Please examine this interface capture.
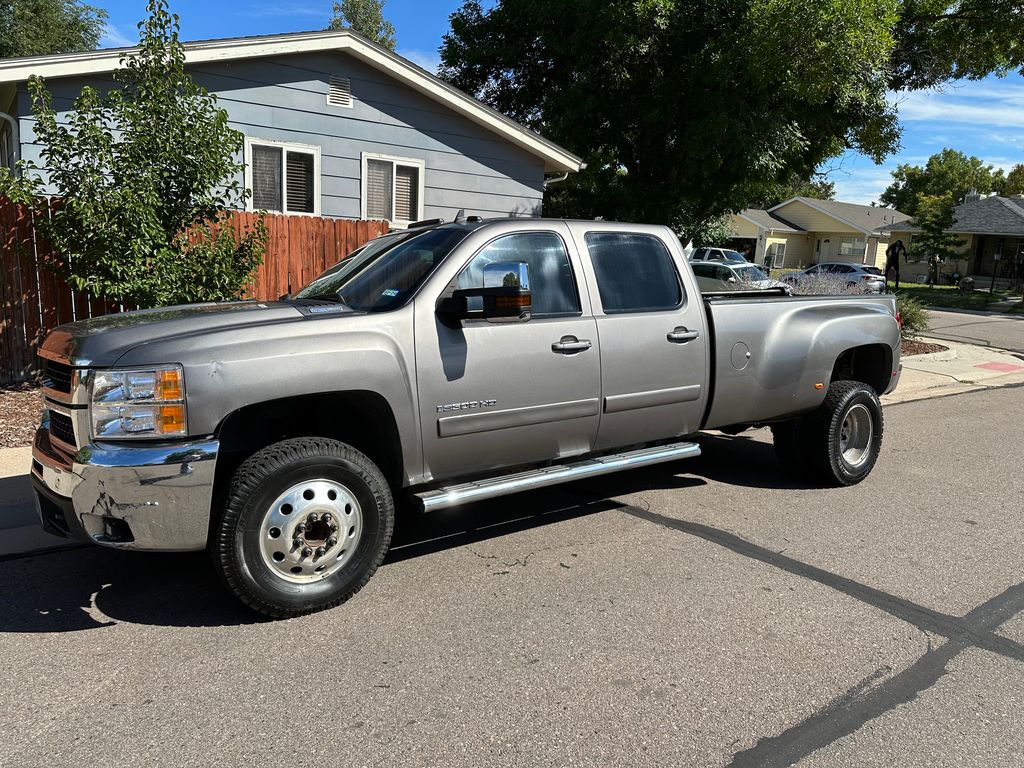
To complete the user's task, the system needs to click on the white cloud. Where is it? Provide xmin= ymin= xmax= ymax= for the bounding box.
xmin=828 ymin=164 xmax=896 ymax=206
xmin=893 ymin=81 xmax=1024 ymax=129
xmin=99 ymin=23 xmax=135 ymax=49
xmin=241 ymin=4 xmax=330 ymax=19
xmin=397 ymin=48 xmax=441 ymax=74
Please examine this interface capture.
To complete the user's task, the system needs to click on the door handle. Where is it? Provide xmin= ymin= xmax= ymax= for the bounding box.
xmin=551 ymin=336 xmax=593 ymax=353
xmin=667 ymin=327 xmax=700 ymax=343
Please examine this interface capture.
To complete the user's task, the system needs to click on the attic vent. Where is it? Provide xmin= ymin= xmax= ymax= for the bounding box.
xmin=328 ymin=75 xmax=353 ymax=107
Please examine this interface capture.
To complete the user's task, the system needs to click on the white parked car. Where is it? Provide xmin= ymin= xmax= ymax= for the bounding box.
xmin=690 ymin=247 xmax=749 ymax=263
xmin=691 ymin=260 xmax=792 ymax=293
xmin=782 ymin=262 xmax=886 ymax=294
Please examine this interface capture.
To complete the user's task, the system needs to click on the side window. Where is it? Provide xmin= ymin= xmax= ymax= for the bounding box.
xmin=693 ymin=248 xmax=707 ymax=261
xmin=585 ymin=232 xmax=683 ymax=314
xmin=457 ymin=232 xmax=580 ymax=317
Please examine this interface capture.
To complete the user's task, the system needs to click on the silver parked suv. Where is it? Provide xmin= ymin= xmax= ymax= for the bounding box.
xmin=782 ymin=262 xmax=886 ymax=293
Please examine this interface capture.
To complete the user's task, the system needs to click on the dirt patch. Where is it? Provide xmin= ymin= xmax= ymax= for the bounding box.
xmin=901 ymin=339 xmax=948 ymax=357
xmin=0 ymin=384 xmax=43 ymax=448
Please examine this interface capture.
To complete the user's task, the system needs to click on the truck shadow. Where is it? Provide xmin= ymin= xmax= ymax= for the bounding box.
xmin=0 ymin=431 xmax=804 ymax=633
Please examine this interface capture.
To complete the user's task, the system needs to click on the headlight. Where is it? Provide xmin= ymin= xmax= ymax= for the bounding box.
xmin=91 ymin=365 xmax=187 ymax=439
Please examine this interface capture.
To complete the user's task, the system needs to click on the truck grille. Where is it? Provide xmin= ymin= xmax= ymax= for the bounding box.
xmin=49 ymin=411 xmax=77 ymax=448
xmin=42 ymin=358 xmax=75 ymax=394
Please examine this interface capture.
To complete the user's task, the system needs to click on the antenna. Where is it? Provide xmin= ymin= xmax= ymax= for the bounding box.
xmin=454 ymin=209 xmax=466 ymax=223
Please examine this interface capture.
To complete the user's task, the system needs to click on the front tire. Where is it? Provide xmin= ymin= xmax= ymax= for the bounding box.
xmin=213 ymin=437 xmax=394 ymax=618
xmin=802 ymin=380 xmax=884 ymax=486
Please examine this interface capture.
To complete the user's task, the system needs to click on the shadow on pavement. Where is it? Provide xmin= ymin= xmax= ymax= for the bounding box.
xmin=0 ymin=430 xmax=803 ymax=633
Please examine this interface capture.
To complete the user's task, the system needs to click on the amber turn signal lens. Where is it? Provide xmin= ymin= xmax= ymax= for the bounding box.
xmin=158 ymin=369 xmax=184 ymax=401
xmin=495 ymin=295 xmax=531 ymax=309
xmin=159 ymin=404 xmax=186 ymax=434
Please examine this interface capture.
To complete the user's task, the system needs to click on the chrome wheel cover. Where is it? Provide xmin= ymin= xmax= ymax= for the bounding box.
xmin=839 ymin=403 xmax=873 ymax=469
xmin=257 ymin=479 xmax=363 ymax=584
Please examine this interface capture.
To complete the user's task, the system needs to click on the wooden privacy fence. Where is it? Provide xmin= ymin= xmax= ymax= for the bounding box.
xmin=0 ymin=197 xmax=388 ymax=386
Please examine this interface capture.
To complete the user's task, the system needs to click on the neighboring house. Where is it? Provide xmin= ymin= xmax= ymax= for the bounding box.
xmin=884 ymin=193 xmax=1024 ymax=283
xmin=0 ymin=30 xmax=582 ymax=227
xmin=729 ymin=197 xmax=911 ymax=270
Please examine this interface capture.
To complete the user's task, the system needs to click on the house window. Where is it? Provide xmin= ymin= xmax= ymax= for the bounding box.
xmin=245 ymin=138 xmax=321 ymax=215
xmin=839 ymin=237 xmax=866 ymax=259
xmin=362 ymin=153 xmax=424 ymax=226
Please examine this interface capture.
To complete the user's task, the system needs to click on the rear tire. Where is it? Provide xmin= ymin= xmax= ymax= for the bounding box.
xmin=213 ymin=437 xmax=394 ymax=618
xmin=802 ymin=380 xmax=884 ymax=486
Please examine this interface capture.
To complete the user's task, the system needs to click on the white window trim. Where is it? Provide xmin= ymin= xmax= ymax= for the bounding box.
xmin=244 ymin=136 xmax=322 ymax=217
xmin=360 ymin=152 xmax=425 ymax=228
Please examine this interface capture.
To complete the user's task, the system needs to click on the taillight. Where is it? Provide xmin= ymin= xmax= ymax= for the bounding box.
xmin=895 ymin=310 xmax=902 ymax=328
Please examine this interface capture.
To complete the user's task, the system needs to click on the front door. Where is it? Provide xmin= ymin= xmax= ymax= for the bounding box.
xmin=572 ymin=228 xmax=710 ymax=450
xmin=414 ymin=226 xmax=601 ymax=482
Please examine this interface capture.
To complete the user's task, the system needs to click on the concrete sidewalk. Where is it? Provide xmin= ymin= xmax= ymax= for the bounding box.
xmin=883 ymin=337 xmax=1024 ymax=405
xmin=4 ymin=337 xmax=1023 ymax=559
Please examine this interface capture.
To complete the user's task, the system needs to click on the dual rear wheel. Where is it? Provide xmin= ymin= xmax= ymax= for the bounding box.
xmin=771 ymin=380 xmax=884 ymax=486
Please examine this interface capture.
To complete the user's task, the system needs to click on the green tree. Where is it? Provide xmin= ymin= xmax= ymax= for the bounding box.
xmin=1004 ymin=164 xmax=1024 ymax=197
xmin=879 ymin=148 xmax=1006 ymax=217
xmin=0 ymin=0 xmax=107 ymax=58
xmin=440 ymin=0 xmax=899 ymax=240
xmin=328 ymin=0 xmax=396 ymax=50
xmin=749 ymin=172 xmax=836 ymax=209
xmin=889 ymin=0 xmax=1024 ymax=90
xmin=0 ymin=0 xmax=266 ymax=308
xmin=908 ymin=193 xmax=965 ymax=269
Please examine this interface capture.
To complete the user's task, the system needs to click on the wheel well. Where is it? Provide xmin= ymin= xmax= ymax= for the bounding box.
xmin=831 ymin=344 xmax=892 ymax=395
xmin=212 ymin=391 xmax=404 ymax=514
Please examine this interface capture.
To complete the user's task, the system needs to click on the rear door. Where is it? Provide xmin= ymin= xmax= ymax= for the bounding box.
xmin=414 ymin=224 xmax=601 ymax=481
xmin=570 ymin=226 xmax=710 ymax=451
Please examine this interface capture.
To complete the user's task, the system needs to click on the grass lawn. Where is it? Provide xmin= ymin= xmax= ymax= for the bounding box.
xmin=893 ymin=284 xmax=1022 ymax=312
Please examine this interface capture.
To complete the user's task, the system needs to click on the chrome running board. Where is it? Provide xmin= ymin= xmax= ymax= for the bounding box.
xmin=414 ymin=441 xmax=701 ymax=512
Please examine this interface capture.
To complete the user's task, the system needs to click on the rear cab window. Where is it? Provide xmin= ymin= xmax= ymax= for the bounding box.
xmin=585 ymin=232 xmax=683 ymax=313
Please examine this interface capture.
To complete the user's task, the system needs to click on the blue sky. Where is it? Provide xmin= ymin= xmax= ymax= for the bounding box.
xmin=99 ymin=1 xmax=1024 ymax=207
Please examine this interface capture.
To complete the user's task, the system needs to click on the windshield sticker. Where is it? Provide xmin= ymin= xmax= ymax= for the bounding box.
xmin=381 ymin=288 xmax=400 ymax=297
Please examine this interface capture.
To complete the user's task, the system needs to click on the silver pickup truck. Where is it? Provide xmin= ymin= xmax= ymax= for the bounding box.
xmin=31 ymin=218 xmax=901 ymax=616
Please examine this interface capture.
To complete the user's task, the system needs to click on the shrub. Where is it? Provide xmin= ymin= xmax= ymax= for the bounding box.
xmin=896 ymin=293 xmax=929 ymax=340
xmin=0 ymin=0 xmax=265 ymax=308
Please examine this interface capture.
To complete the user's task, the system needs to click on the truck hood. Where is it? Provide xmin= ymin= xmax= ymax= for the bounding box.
xmin=38 ymin=300 xmax=339 ymax=367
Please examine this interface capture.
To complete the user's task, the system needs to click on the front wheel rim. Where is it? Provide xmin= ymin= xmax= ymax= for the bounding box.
xmin=257 ymin=478 xmax=364 ymax=584
xmin=839 ymin=403 xmax=874 ymax=469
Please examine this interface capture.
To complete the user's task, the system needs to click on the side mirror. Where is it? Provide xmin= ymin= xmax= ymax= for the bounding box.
xmin=437 ymin=261 xmax=532 ymax=326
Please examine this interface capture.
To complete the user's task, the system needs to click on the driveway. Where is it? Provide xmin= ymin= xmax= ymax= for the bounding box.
xmin=1 ymin=385 xmax=1022 ymax=767
xmin=926 ymin=308 xmax=1024 ymax=353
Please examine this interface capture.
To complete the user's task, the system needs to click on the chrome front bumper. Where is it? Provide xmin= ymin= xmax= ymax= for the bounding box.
xmin=31 ymin=420 xmax=219 ymax=551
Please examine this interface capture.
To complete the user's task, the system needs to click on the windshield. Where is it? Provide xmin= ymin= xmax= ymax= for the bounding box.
xmin=862 ymin=266 xmax=883 ymax=275
xmin=721 ymin=250 xmax=748 ymax=262
xmin=735 ymin=265 xmax=769 ymax=281
xmin=295 ymin=227 xmax=469 ymax=311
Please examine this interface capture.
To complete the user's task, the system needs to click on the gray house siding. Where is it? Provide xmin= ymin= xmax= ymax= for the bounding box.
xmin=15 ymin=50 xmax=546 ymax=220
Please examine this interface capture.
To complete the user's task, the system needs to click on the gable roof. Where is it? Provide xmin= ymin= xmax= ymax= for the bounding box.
xmin=735 ymin=208 xmax=804 ymax=233
xmin=0 ymin=29 xmax=582 ymax=174
xmin=950 ymin=195 xmax=1024 ymax=236
xmin=769 ymin=196 xmax=911 ymax=235
xmin=885 ymin=195 xmax=1024 ymax=237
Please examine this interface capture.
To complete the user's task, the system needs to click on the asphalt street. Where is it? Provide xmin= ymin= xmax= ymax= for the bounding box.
xmin=1 ymin=385 xmax=1023 ymax=768
xmin=925 ymin=308 xmax=1024 ymax=353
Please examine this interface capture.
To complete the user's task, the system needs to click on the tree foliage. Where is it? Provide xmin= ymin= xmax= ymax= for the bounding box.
xmin=328 ymin=0 xmax=396 ymax=50
xmin=908 ymin=193 xmax=965 ymax=264
xmin=879 ymin=149 xmax=1006 ymax=217
xmin=1004 ymin=164 xmax=1024 ymax=197
xmin=440 ymin=0 xmax=900 ymax=239
xmin=0 ymin=0 xmax=107 ymax=58
xmin=889 ymin=0 xmax=1024 ymax=90
xmin=0 ymin=0 xmax=266 ymax=308
xmin=747 ymin=172 xmax=836 ymax=209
